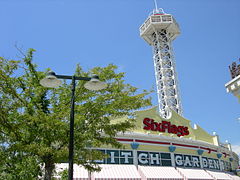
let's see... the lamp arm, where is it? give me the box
[55,74,91,81]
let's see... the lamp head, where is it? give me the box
[40,71,62,88]
[84,75,107,91]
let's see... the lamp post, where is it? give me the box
[40,71,107,180]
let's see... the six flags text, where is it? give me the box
[143,118,189,137]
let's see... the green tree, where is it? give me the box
[0,49,151,179]
[0,147,41,180]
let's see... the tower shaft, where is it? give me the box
[152,29,182,118]
[140,9,183,118]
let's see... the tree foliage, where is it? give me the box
[0,49,151,179]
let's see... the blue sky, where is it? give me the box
[1,0,240,155]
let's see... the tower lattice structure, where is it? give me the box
[140,8,183,118]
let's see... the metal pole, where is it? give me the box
[68,76,76,180]
[40,72,106,179]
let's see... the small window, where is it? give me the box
[162,15,172,22]
[151,16,161,22]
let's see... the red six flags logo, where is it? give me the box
[143,118,190,137]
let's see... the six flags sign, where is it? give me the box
[143,118,189,137]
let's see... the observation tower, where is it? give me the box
[225,59,240,102]
[140,8,183,119]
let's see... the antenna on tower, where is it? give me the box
[152,0,165,15]
[154,0,158,11]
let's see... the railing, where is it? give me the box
[140,15,173,34]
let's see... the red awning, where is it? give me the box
[92,164,141,180]
[228,174,240,180]
[138,166,183,180]
[177,168,213,180]
[206,170,233,180]
[54,163,240,180]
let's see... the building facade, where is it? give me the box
[99,107,239,172]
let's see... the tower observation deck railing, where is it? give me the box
[140,14,179,36]
[140,14,180,43]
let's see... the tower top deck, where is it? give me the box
[225,59,240,101]
[140,8,180,45]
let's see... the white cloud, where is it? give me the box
[232,144,240,157]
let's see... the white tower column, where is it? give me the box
[140,8,183,118]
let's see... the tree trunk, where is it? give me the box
[44,160,55,180]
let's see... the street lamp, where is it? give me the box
[40,71,107,180]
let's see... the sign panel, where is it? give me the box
[105,150,133,164]
[220,160,232,171]
[95,149,171,166]
[137,151,172,166]
[174,154,201,168]
[202,157,220,170]
[94,149,231,171]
